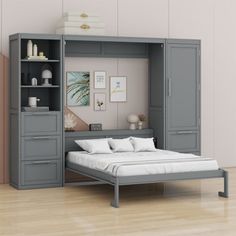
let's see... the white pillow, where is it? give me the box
[131,137,156,152]
[108,138,134,152]
[75,139,112,154]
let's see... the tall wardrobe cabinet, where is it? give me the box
[150,39,201,154]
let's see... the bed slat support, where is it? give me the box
[111,179,119,208]
[218,170,229,198]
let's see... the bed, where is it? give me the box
[66,145,228,208]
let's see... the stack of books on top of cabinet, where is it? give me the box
[56,12,105,35]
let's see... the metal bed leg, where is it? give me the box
[111,179,119,208]
[218,171,229,198]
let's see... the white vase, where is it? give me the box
[33,44,38,56]
[27,40,33,57]
[138,121,143,130]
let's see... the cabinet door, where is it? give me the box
[166,41,200,131]
[166,40,200,151]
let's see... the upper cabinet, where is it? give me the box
[118,0,169,38]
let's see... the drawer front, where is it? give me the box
[21,112,61,136]
[166,130,200,153]
[21,160,61,186]
[21,136,61,160]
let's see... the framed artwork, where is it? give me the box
[94,71,106,89]
[110,76,127,102]
[66,71,90,106]
[94,93,106,111]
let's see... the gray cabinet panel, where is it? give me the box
[166,43,200,131]
[21,112,61,136]
[21,136,61,160]
[21,160,61,186]
[167,131,199,153]
[65,41,102,57]
[103,42,148,58]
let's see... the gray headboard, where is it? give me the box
[65,129,154,152]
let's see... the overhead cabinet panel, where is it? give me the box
[65,41,102,57]
[65,40,148,58]
[103,42,148,58]
[166,43,200,131]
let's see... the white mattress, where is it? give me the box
[66,150,219,177]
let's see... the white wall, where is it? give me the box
[0,0,235,167]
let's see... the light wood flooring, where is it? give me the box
[0,168,235,236]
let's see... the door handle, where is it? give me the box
[31,161,53,165]
[176,131,194,134]
[168,78,172,96]
[31,136,51,140]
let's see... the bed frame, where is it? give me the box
[65,131,229,208]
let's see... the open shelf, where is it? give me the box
[21,85,60,88]
[21,59,60,63]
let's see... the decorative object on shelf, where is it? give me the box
[127,114,139,130]
[33,44,38,56]
[89,123,102,131]
[31,77,38,86]
[28,97,40,107]
[66,71,90,106]
[94,71,106,89]
[41,69,52,86]
[56,12,105,36]
[65,107,89,131]
[65,113,77,131]
[27,40,33,57]
[94,93,106,111]
[26,40,48,60]
[110,76,127,102]
[138,114,146,130]
[21,106,49,112]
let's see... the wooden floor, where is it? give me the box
[0,168,235,236]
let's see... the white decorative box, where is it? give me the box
[56,27,105,36]
[64,12,100,23]
[57,21,104,28]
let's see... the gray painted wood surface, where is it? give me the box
[9,33,201,189]
[166,40,200,153]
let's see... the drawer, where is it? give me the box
[21,112,61,136]
[21,160,61,186]
[21,136,61,161]
[166,130,200,153]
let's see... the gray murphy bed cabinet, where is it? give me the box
[9,33,201,189]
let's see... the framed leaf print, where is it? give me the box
[66,71,90,106]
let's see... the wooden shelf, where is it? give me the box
[21,85,60,88]
[21,59,60,62]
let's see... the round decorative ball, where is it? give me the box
[127,114,139,123]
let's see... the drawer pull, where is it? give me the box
[80,13,88,18]
[80,24,90,30]
[31,136,51,140]
[32,161,53,165]
[176,131,194,134]
[26,113,52,116]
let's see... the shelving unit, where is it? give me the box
[9,33,200,189]
[9,34,63,189]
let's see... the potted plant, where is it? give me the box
[138,114,146,130]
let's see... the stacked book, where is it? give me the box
[56,12,105,35]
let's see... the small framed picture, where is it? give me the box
[94,71,106,89]
[110,76,127,102]
[94,93,106,111]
